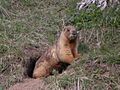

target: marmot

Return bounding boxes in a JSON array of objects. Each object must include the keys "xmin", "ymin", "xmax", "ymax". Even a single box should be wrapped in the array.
[{"xmin": 33, "ymin": 25, "xmax": 80, "ymax": 78}]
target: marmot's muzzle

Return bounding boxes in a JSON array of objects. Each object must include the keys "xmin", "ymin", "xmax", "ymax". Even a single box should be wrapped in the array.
[{"xmin": 69, "ymin": 31, "xmax": 78, "ymax": 40}]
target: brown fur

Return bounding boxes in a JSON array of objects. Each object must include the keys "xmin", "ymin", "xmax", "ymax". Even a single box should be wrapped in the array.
[{"xmin": 33, "ymin": 25, "xmax": 80, "ymax": 78}]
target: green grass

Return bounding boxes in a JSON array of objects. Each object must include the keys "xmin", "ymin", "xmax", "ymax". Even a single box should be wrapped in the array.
[
  {"xmin": 0, "ymin": 86, "xmax": 3, "ymax": 90},
  {"xmin": 44, "ymin": 2, "xmax": 120, "ymax": 90},
  {"xmin": 0, "ymin": 0, "xmax": 70, "ymax": 89},
  {"xmin": 67, "ymin": 4, "xmax": 120, "ymax": 29},
  {"xmin": 0, "ymin": 0, "xmax": 120, "ymax": 90}
]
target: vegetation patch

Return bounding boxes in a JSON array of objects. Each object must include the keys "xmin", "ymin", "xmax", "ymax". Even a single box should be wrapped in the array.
[{"xmin": 0, "ymin": 0, "xmax": 120, "ymax": 90}]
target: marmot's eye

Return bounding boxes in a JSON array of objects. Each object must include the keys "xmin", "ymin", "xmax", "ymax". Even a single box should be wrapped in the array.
[{"xmin": 67, "ymin": 29, "xmax": 70, "ymax": 32}]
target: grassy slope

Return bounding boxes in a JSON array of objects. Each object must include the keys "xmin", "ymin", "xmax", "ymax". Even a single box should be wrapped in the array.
[
  {"xmin": 0, "ymin": 0, "xmax": 120, "ymax": 90},
  {"xmin": 0, "ymin": 0, "xmax": 72, "ymax": 89},
  {"xmin": 45, "ymin": 3, "xmax": 120, "ymax": 90}
]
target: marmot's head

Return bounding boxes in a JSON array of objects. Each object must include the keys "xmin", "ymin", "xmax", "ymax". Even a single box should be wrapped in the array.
[{"xmin": 62, "ymin": 25, "xmax": 79, "ymax": 41}]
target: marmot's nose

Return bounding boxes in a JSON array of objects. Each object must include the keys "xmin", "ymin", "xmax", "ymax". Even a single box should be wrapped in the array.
[{"xmin": 72, "ymin": 31, "xmax": 77, "ymax": 35}]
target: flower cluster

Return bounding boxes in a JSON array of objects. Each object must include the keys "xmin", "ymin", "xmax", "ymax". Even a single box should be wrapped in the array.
[{"xmin": 77, "ymin": 0, "xmax": 119, "ymax": 10}]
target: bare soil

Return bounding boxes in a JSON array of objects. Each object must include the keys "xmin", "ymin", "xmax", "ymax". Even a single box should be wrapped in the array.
[{"xmin": 8, "ymin": 78, "xmax": 48, "ymax": 90}]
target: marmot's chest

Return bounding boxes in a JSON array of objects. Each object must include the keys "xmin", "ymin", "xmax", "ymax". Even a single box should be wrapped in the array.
[
  {"xmin": 60, "ymin": 43, "xmax": 74, "ymax": 56},
  {"xmin": 63, "ymin": 48, "xmax": 72, "ymax": 56},
  {"xmin": 59, "ymin": 46, "xmax": 74, "ymax": 63}
]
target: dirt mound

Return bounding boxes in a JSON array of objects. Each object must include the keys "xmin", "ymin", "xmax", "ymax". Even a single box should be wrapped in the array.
[
  {"xmin": 7, "ymin": 43, "xmax": 50, "ymax": 90},
  {"xmin": 0, "ymin": 42, "xmax": 49, "ymax": 89},
  {"xmin": 8, "ymin": 78, "xmax": 48, "ymax": 90}
]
